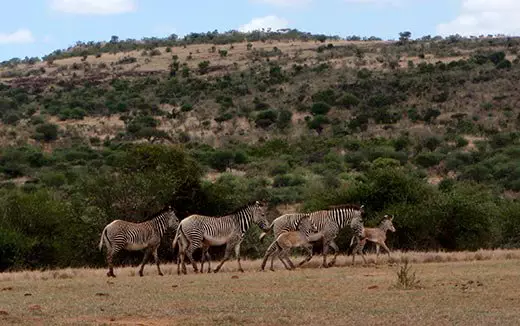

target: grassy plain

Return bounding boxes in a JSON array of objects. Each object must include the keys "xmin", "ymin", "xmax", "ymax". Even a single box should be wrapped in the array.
[{"xmin": 1, "ymin": 250, "xmax": 520, "ymax": 325}]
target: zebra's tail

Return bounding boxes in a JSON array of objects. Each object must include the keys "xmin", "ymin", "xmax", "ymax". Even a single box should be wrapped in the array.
[
  {"xmin": 346, "ymin": 235, "xmax": 358, "ymax": 256},
  {"xmin": 98, "ymin": 226, "xmax": 109, "ymax": 251},
  {"xmin": 259, "ymin": 222, "xmax": 274, "ymax": 243},
  {"xmin": 171, "ymin": 223, "xmax": 182, "ymax": 253}
]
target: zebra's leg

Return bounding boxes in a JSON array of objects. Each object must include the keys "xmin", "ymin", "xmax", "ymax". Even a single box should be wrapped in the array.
[
  {"xmin": 299, "ymin": 244, "xmax": 314, "ymax": 267},
  {"xmin": 200, "ymin": 245, "xmax": 212, "ymax": 273},
  {"xmin": 260, "ymin": 242, "xmax": 277, "ymax": 271},
  {"xmin": 106, "ymin": 249, "xmax": 117, "ymax": 278},
  {"xmin": 200, "ymin": 245, "xmax": 206, "ymax": 274},
  {"xmin": 280, "ymin": 248, "xmax": 296, "ymax": 270},
  {"xmin": 277, "ymin": 253, "xmax": 291, "ymax": 271},
  {"xmin": 184, "ymin": 243, "xmax": 200, "ymax": 274},
  {"xmin": 375, "ymin": 244, "xmax": 381, "ymax": 264},
  {"xmin": 234, "ymin": 242, "xmax": 245, "ymax": 273},
  {"xmin": 320, "ymin": 239, "xmax": 331, "ymax": 268},
  {"xmin": 213, "ymin": 240, "xmax": 237, "ymax": 273},
  {"xmin": 381, "ymin": 242, "xmax": 392, "ymax": 261},
  {"xmin": 327, "ymin": 240, "xmax": 340, "ymax": 267},
  {"xmin": 298, "ymin": 243, "xmax": 314, "ymax": 267},
  {"xmin": 204, "ymin": 250, "xmax": 212, "ymax": 273},
  {"xmin": 138, "ymin": 248, "xmax": 153, "ymax": 277},
  {"xmin": 357, "ymin": 238, "xmax": 368, "ymax": 265},
  {"xmin": 152, "ymin": 247, "xmax": 163, "ymax": 276}
]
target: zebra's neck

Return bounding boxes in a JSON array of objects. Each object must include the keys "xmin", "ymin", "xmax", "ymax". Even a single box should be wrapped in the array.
[
  {"xmin": 149, "ymin": 212, "xmax": 170, "ymax": 236},
  {"xmin": 333, "ymin": 208, "xmax": 359, "ymax": 229},
  {"xmin": 228, "ymin": 207, "xmax": 253, "ymax": 234},
  {"xmin": 379, "ymin": 223, "xmax": 390, "ymax": 233}
]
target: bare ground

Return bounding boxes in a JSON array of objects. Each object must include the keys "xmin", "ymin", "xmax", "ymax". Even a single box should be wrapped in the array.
[{"xmin": 1, "ymin": 250, "xmax": 520, "ymax": 325}]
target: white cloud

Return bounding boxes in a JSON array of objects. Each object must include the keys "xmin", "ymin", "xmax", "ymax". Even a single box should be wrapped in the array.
[
  {"xmin": 50, "ymin": 0, "xmax": 136, "ymax": 15},
  {"xmin": 344, "ymin": 0, "xmax": 403, "ymax": 5},
  {"xmin": 0, "ymin": 29, "xmax": 35, "ymax": 44},
  {"xmin": 437, "ymin": 0, "xmax": 520, "ymax": 36},
  {"xmin": 251, "ymin": 0, "xmax": 311, "ymax": 7},
  {"xmin": 239, "ymin": 15, "xmax": 289, "ymax": 32}
]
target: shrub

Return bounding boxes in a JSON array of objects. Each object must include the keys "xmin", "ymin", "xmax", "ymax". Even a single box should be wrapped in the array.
[
  {"xmin": 273, "ymin": 174, "xmax": 305, "ymax": 187},
  {"xmin": 312, "ymin": 89, "xmax": 336, "ymax": 105},
  {"xmin": 310, "ymin": 102, "xmax": 331, "ymax": 115},
  {"xmin": 149, "ymin": 49, "xmax": 162, "ymax": 56},
  {"xmin": 33, "ymin": 123, "xmax": 59, "ymax": 142},
  {"xmin": 255, "ymin": 110, "xmax": 278, "ymax": 129},
  {"xmin": 307, "ymin": 115, "xmax": 330, "ymax": 133},
  {"xmin": 496, "ymin": 59, "xmax": 512, "ymax": 69},
  {"xmin": 198, "ymin": 61, "xmax": 210, "ymax": 74},
  {"xmin": 338, "ymin": 93, "xmax": 360, "ymax": 109},
  {"xmin": 414, "ymin": 152, "xmax": 445, "ymax": 168},
  {"xmin": 276, "ymin": 109, "xmax": 292, "ymax": 130},
  {"xmin": 181, "ymin": 103, "xmax": 193, "ymax": 112}
]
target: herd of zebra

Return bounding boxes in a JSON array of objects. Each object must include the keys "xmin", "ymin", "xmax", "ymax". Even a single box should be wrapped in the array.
[{"xmin": 98, "ymin": 200, "xmax": 396, "ymax": 277}]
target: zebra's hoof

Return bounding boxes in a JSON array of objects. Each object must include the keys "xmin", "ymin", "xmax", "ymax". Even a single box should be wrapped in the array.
[
  {"xmin": 158, "ymin": 272, "xmax": 164, "ymax": 276},
  {"xmin": 238, "ymin": 268, "xmax": 245, "ymax": 273}
]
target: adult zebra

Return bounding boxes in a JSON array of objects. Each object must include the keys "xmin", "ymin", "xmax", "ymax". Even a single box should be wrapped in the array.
[
  {"xmin": 99, "ymin": 206, "xmax": 179, "ymax": 277},
  {"xmin": 172, "ymin": 200, "xmax": 269, "ymax": 275},
  {"xmin": 259, "ymin": 204, "xmax": 365, "ymax": 268}
]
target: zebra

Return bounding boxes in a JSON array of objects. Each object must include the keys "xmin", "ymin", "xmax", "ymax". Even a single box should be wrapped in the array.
[
  {"xmin": 98, "ymin": 206, "xmax": 179, "ymax": 277},
  {"xmin": 348, "ymin": 214, "xmax": 396, "ymax": 265},
  {"xmin": 259, "ymin": 213, "xmax": 321, "ymax": 271},
  {"xmin": 259, "ymin": 204, "xmax": 365, "ymax": 268},
  {"xmin": 260, "ymin": 214, "xmax": 319, "ymax": 271},
  {"xmin": 172, "ymin": 200, "xmax": 269, "ymax": 275}
]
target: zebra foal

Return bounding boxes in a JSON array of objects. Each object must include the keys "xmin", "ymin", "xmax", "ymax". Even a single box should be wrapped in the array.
[
  {"xmin": 348, "ymin": 214, "xmax": 396, "ymax": 264},
  {"xmin": 98, "ymin": 206, "xmax": 179, "ymax": 277},
  {"xmin": 260, "ymin": 214, "xmax": 318, "ymax": 271},
  {"xmin": 172, "ymin": 200, "xmax": 269, "ymax": 275}
]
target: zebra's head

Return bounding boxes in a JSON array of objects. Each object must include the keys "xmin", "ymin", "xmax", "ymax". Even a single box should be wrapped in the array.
[
  {"xmin": 251, "ymin": 200, "xmax": 269, "ymax": 231},
  {"xmin": 297, "ymin": 215, "xmax": 317, "ymax": 235},
  {"xmin": 166, "ymin": 206, "xmax": 180, "ymax": 228},
  {"xmin": 381, "ymin": 214, "xmax": 396, "ymax": 232}
]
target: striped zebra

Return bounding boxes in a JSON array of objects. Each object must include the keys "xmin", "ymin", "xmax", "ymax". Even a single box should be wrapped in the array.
[
  {"xmin": 172, "ymin": 200, "xmax": 269, "ymax": 275},
  {"xmin": 260, "ymin": 214, "xmax": 318, "ymax": 271},
  {"xmin": 259, "ymin": 204, "xmax": 365, "ymax": 268},
  {"xmin": 98, "ymin": 206, "xmax": 179, "ymax": 277}
]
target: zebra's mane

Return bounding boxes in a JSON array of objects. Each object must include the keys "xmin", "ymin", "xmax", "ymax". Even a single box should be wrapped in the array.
[
  {"xmin": 219, "ymin": 200, "xmax": 264, "ymax": 218},
  {"xmin": 146, "ymin": 205, "xmax": 176, "ymax": 220},
  {"xmin": 327, "ymin": 204, "xmax": 363, "ymax": 210}
]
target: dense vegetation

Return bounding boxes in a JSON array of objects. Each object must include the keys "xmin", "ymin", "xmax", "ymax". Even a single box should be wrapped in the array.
[{"xmin": 1, "ymin": 30, "xmax": 520, "ymax": 271}]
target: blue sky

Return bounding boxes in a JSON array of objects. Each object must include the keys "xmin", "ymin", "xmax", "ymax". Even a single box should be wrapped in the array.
[{"xmin": 1, "ymin": 0, "xmax": 519, "ymax": 61}]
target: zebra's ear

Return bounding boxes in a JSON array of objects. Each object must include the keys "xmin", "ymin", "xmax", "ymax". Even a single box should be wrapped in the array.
[{"xmin": 360, "ymin": 204, "xmax": 365, "ymax": 209}]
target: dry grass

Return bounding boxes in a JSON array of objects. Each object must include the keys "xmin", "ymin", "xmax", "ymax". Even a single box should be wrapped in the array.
[{"xmin": 1, "ymin": 249, "xmax": 520, "ymax": 325}]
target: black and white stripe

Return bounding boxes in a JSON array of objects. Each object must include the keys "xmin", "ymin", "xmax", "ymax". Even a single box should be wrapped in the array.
[
  {"xmin": 260, "ymin": 204, "xmax": 365, "ymax": 268},
  {"xmin": 99, "ymin": 207, "xmax": 179, "ymax": 277},
  {"xmin": 172, "ymin": 201, "xmax": 269, "ymax": 275}
]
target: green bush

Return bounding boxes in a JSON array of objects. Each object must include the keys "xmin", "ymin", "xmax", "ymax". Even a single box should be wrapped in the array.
[
  {"xmin": 310, "ymin": 102, "xmax": 331, "ymax": 115},
  {"xmin": 338, "ymin": 93, "xmax": 360, "ymax": 109},
  {"xmin": 414, "ymin": 152, "xmax": 445, "ymax": 168},
  {"xmin": 33, "ymin": 123, "xmax": 59, "ymax": 142}
]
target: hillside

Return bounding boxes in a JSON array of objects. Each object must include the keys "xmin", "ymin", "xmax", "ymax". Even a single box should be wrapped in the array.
[{"xmin": 2, "ymin": 31, "xmax": 520, "ymax": 271}]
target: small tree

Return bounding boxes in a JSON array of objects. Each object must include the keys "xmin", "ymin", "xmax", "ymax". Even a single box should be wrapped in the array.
[
  {"xmin": 198, "ymin": 61, "xmax": 210, "ymax": 74},
  {"xmin": 219, "ymin": 49, "xmax": 228, "ymax": 58},
  {"xmin": 33, "ymin": 123, "xmax": 59, "ymax": 142},
  {"xmin": 399, "ymin": 31, "xmax": 412, "ymax": 45}
]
